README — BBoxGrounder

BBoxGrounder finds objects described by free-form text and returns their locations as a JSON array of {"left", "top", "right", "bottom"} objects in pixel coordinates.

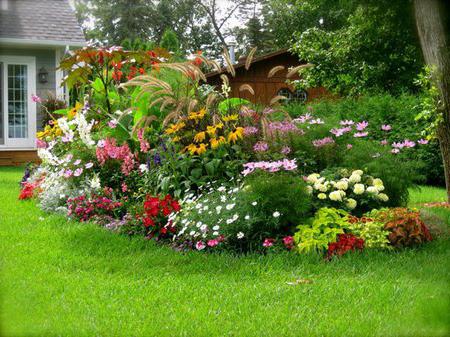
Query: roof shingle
[{"left": 0, "top": 0, "right": 85, "bottom": 45}]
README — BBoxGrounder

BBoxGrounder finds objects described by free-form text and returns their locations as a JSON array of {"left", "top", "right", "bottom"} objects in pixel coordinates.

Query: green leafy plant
[
  {"left": 347, "top": 215, "right": 390, "bottom": 249},
  {"left": 294, "top": 207, "right": 350, "bottom": 253}
]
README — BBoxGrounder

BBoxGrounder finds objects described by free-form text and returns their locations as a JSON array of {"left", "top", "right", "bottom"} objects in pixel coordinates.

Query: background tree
[
  {"left": 414, "top": 0, "right": 450, "bottom": 201},
  {"left": 290, "top": 0, "right": 423, "bottom": 96},
  {"left": 159, "top": 29, "right": 180, "bottom": 54}
]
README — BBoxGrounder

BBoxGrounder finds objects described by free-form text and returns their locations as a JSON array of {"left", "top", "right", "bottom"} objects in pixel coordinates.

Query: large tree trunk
[{"left": 414, "top": 0, "right": 450, "bottom": 201}]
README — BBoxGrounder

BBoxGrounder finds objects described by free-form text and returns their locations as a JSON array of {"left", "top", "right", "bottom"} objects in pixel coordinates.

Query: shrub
[
  {"left": 305, "top": 168, "right": 390, "bottom": 216},
  {"left": 347, "top": 215, "right": 390, "bottom": 249},
  {"left": 369, "top": 208, "right": 432, "bottom": 248},
  {"left": 173, "top": 172, "right": 312, "bottom": 252},
  {"left": 294, "top": 208, "right": 351, "bottom": 253}
]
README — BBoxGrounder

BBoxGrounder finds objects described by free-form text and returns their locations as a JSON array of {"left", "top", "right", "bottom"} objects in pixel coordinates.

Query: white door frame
[{"left": 0, "top": 55, "right": 36, "bottom": 149}]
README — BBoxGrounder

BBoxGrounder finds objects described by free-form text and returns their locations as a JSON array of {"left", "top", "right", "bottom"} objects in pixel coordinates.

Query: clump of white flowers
[{"left": 305, "top": 169, "right": 389, "bottom": 211}]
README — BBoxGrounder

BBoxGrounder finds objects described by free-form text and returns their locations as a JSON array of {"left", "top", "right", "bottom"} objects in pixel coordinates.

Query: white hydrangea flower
[
  {"left": 352, "top": 170, "right": 364, "bottom": 176},
  {"left": 349, "top": 174, "right": 361, "bottom": 183},
  {"left": 353, "top": 183, "right": 365, "bottom": 195},
  {"left": 306, "top": 185, "right": 313, "bottom": 195},
  {"left": 346, "top": 198, "right": 357, "bottom": 210},
  {"left": 335, "top": 180, "right": 348, "bottom": 190},
  {"left": 318, "top": 193, "right": 327, "bottom": 200},
  {"left": 306, "top": 173, "right": 320, "bottom": 183},
  {"left": 329, "top": 191, "right": 343, "bottom": 201},
  {"left": 367, "top": 186, "right": 379, "bottom": 194},
  {"left": 378, "top": 193, "right": 389, "bottom": 202}
]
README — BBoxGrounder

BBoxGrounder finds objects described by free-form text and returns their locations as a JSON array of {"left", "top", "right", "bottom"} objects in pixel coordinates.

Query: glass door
[{"left": 0, "top": 56, "right": 36, "bottom": 148}]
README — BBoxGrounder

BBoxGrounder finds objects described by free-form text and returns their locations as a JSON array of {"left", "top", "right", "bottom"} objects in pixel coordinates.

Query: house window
[{"left": 277, "top": 88, "right": 308, "bottom": 104}]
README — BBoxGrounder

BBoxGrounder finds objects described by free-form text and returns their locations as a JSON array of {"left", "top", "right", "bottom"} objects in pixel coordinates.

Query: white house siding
[{"left": 0, "top": 46, "right": 61, "bottom": 131}]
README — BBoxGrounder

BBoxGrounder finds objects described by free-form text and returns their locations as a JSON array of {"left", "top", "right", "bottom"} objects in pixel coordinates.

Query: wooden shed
[{"left": 205, "top": 48, "right": 328, "bottom": 105}]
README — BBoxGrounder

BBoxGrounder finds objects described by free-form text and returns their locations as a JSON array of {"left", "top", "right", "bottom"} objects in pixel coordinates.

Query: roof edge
[{"left": 0, "top": 37, "right": 86, "bottom": 48}]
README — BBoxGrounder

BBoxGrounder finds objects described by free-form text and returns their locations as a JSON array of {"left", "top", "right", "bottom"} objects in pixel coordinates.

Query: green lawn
[{"left": 1, "top": 167, "right": 449, "bottom": 337}]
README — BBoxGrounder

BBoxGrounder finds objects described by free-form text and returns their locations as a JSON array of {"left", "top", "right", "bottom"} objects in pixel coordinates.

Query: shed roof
[
  {"left": 0, "top": 0, "right": 85, "bottom": 47},
  {"left": 206, "top": 48, "right": 294, "bottom": 78}
]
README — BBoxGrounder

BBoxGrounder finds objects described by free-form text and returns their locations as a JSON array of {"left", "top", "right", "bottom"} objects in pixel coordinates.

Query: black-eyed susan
[
  {"left": 165, "top": 121, "right": 185, "bottom": 135},
  {"left": 210, "top": 136, "right": 226, "bottom": 149},
  {"left": 227, "top": 127, "right": 244, "bottom": 143},
  {"left": 193, "top": 131, "right": 206, "bottom": 143},
  {"left": 188, "top": 108, "right": 206, "bottom": 121},
  {"left": 222, "top": 114, "right": 238, "bottom": 122}
]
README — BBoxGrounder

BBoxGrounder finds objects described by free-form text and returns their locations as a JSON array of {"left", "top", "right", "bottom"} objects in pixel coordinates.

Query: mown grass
[{"left": 1, "top": 167, "right": 449, "bottom": 337}]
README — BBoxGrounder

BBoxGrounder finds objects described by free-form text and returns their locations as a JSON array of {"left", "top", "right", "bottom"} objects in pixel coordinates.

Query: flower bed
[{"left": 20, "top": 47, "right": 434, "bottom": 259}]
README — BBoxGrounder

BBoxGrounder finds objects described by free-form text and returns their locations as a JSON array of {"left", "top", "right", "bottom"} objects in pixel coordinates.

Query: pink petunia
[
  {"left": 263, "top": 238, "right": 275, "bottom": 247},
  {"left": 207, "top": 239, "right": 219, "bottom": 247},
  {"left": 195, "top": 241, "right": 206, "bottom": 250}
]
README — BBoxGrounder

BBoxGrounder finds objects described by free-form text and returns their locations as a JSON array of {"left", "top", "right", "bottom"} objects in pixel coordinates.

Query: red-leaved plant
[
  {"left": 327, "top": 234, "right": 364, "bottom": 260},
  {"left": 372, "top": 208, "right": 432, "bottom": 248},
  {"left": 67, "top": 195, "right": 122, "bottom": 221},
  {"left": 141, "top": 194, "right": 181, "bottom": 239}
]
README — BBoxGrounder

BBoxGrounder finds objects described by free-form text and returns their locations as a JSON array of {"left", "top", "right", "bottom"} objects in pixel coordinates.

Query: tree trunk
[{"left": 414, "top": 0, "right": 450, "bottom": 201}]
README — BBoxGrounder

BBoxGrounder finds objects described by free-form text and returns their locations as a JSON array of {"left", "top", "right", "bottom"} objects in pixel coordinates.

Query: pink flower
[
  {"left": 253, "top": 141, "right": 269, "bottom": 152},
  {"left": 281, "top": 146, "right": 291, "bottom": 155},
  {"left": 356, "top": 121, "right": 369, "bottom": 131},
  {"left": 391, "top": 148, "right": 400, "bottom": 154},
  {"left": 121, "top": 182, "right": 128, "bottom": 192},
  {"left": 418, "top": 138, "right": 429, "bottom": 145},
  {"left": 207, "top": 239, "right": 219, "bottom": 247},
  {"left": 108, "top": 119, "right": 118, "bottom": 128},
  {"left": 73, "top": 168, "right": 83, "bottom": 177},
  {"left": 380, "top": 139, "right": 388, "bottom": 145},
  {"left": 340, "top": 120, "right": 354, "bottom": 126},
  {"left": 74, "top": 159, "right": 81, "bottom": 165},
  {"left": 402, "top": 139, "right": 416, "bottom": 148},
  {"left": 31, "top": 94, "right": 42, "bottom": 103},
  {"left": 346, "top": 144, "right": 353, "bottom": 149},
  {"left": 392, "top": 142, "right": 404, "bottom": 149},
  {"left": 263, "top": 238, "right": 275, "bottom": 247},
  {"left": 381, "top": 124, "right": 392, "bottom": 131},
  {"left": 85, "top": 162, "right": 94, "bottom": 169},
  {"left": 63, "top": 169, "right": 73, "bottom": 178},
  {"left": 62, "top": 133, "right": 74, "bottom": 142},
  {"left": 353, "top": 132, "right": 368, "bottom": 138},
  {"left": 137, "top": 128, "right": 150, "bottom": 153},
  {"left": 312, "top": 137, "right": 335, "bottom": 147},
  {"left": 196, "top": 241, "right": 206, "bottom": 250},
  {"left": 282, "top": 236, "right": 294, "bottom": 249},
  {"left": 36, "top": 139, "right": 47, "bottom": 148},
  {"left": 309, "top": 118, "right": 324, "bottom": 125},
  {"left": 330, "top": 126, "right": 352, "bottom": 137}
]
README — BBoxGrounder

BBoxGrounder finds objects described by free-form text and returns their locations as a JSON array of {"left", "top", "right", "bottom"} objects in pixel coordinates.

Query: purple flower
[
  {"left": 262, "top": 107, "right": 275, "bottom": 115},
  {"left": 356, "top": 121, "right": 369, "bottom": 131},
  {"left": 380, "top": 139, "right": 388, "bottom": 146},
  {"left": 85, "top": 162, "right": 94, "bottom": 169},
  {"left": 381, "top": 124, "right": 392, "bottom": 131},
  {"left": 354, "top": 132, "right": 368, "bottom": 138},
  {"left": 74, "top": 159, "right": 81, "bottom": 166},
  {"left": 31, "top": 94, "right": 42, "bottom": 103},
  {"left": 392, "top": 142, "right": 405, "bottom": 149},
  {"left": 281, "top": 146, "right": 291, "bottom": 155},
  {"left": 62, "top": 133, "right": 74, "bottom": 143},
  {"left": 330, "top": 126, "right": 352, "bottom": 137},
  {"left": 418, "top": 138, "right": 429, "bottom": 145},
  {"left": 402, "top": 139, "right": 416, "bottom": 148},
  {"left": 73, "top": 168, "right": 83, "bottom": 177},
  {"left": 97, "top": 139, "right": 106, "bottom": 148},
  {"left": 312, "top": 137, "right": 335, "bottom": 147},
  {"left": 243, "top": 126, "right": 259, "bottom": 136},
  {"left": 347, "top": 144, "right": 353, "bottom": 149},
  {"left": 292, "top": 113, "right": 313, "bottom": 124},
  {"left": 268, "top": 121, "right": 300, "bottom": 133},
  {"left": 253, "top": 141, "right": 269, "bottom": 152}
]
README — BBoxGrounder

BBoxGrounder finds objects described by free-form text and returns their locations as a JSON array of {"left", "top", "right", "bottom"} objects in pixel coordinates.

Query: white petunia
[
  {"left": 273, "top": 211, "right": 280, "bottom": 218},
  {"left": 226, "top": 203, "right": 235, "bottom": 210},
  {"left": 251, "top": 201, "right": 258, "bottom": 206},
  {"left": 245, "top": 215, "right": 250, "bottom": 220},
  {"left": 213, "top": 225, "right": 220, "bottom": 230},
  {"left": 237, "top": 232, "right": 245, "bottom": 239}
]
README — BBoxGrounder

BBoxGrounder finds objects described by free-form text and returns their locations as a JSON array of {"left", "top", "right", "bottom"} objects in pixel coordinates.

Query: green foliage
[
  {"left": 291, "top": 1, "right": 422, "bottom": 96},
  {"left": 286, "top": 95, "right": 444, "bottom": 186},
  {"left": 347, "top": 216, "right": 390, "bottom": 249},
  {"left": 218, "top": 98, "right": 252, "bottom": 115},
  {"left": 159, "top": 29, "right": 180, "bottom": 54},
  {"left": 294, "top": 207, "right": 350, "bottom": 253},
  {"left": 241, "top": 171, "right": 312, "bottom": 228}
]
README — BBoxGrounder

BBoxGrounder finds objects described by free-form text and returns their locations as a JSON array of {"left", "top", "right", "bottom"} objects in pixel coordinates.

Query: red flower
[
  {"left": 143, "top": 217, "right": 155, "bottom": 227},
  {"left": 282, "top": 236, "right": 294, "bottom": 250},
  {"left": 327, "top": 234, "right": 364, "bottom": 260}
]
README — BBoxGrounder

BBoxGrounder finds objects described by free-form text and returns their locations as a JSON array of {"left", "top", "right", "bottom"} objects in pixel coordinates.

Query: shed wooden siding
[
  {"left": 0, "top": 47, "right": 57, "bottom": 131},
  {"left": 0, "top": 150, "right": 39, "bottom": 166},
  {"left": 206, "top": 51, "right": 328, "bottom": 105}
]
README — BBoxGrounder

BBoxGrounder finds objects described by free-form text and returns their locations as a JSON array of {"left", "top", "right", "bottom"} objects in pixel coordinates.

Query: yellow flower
[
  {"left": 206, "top": 125, "right": 217, "bottom": 137},
  {"left": 188, "top": 108, "right": 206, "bottom": 121},
  {"left": 194, "top": 131, "right": 206, "bottom": 143},
  {"left": 165, "top": 121, "right": 185, "bottom": 135},
  {"left": 197, "top": 143, "right": 207, "bottom": 155},
  {"left": 67, "top": 102, "right": 82, "bottom": 120},
  {"left": 222, "top": 114, "right": 238, "bottom": 122},
  {"left": 227, "top": 127, "right": 244, "bottom": 143},
  {"left": 210, "top": 136, "right": 226, "bottom": 149}
]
